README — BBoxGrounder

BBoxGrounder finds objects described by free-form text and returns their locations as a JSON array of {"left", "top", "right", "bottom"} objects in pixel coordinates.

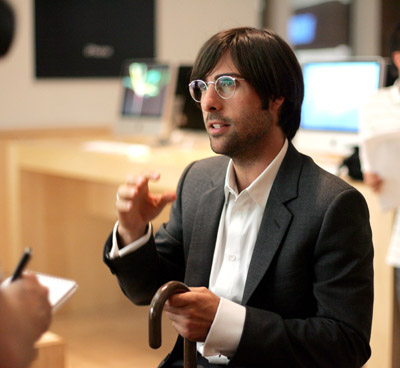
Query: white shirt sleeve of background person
[
  {"left": 109, "top": 221, "right": 152, "bottom": 259},
  {"left": 200, "top": 297, "right": 246, "bottom": 362}
]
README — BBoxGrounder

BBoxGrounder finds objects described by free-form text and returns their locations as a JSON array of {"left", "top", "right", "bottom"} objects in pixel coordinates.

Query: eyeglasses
[{"left": 188, "top": 75, "right": 244, "bottom": 103}]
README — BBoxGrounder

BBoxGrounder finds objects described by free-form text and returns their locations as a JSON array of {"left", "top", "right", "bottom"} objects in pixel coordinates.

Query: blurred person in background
[{"left": 359, "top": 21, "right": 400, "bottom": 314}]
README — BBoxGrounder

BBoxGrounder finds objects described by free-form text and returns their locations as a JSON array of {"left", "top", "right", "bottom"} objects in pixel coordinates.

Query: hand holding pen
[
  {"left": 0, "top": 247, "right": 52, "bottom": 366},
  {"left": 10, "top": 247, "right": 32, "bottom": 282}
]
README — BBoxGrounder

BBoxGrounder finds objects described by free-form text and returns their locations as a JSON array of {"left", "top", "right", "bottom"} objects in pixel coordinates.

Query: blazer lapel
[
  {"left": 242, "top": 196, "right": 292, "bottom": 304},
  {"left": 184, "top": 177, "right": 226, "bottom": 287},
  {"left": 242, "top": 143, "right": 303, "bottom": 305}
]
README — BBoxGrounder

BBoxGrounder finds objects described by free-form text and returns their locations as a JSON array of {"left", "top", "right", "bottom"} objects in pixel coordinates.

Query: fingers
[
  {"left": 22, "top": 272, "right": 40, "bottom": 283},
  {"left": 116, "top": 184, "right": 136, "bottom": 212},
  {"left": 125, "top": 172, "right": 160, "bottom": 185},
  {"left": 157, "top": 191, "right": 177, "bottom": 208},
  {"left": 363, "top": 172, "right": 384, "bottom": 193},
  {"left": 18, "top": 274, "right": 50, "bottom": 303},
  {"left": 164, "top": 287, "right": 215, "bottom": 312},
  {"left": 123, "top": 172, "right": 161, "bottom": 191},
  {"left": 164, "top": 293, "right": 190, "bottom": 312},
  {"left": 24, "top": 273, "right": 50, "bottom": 298},
  {"left": 116, "top": 172, "right": 161, "bottom": 211},
  {"left": 164, "top": 287, "right": 220, "bottom": 342},
  {"left": 116, "top": 172, "right": 176, "bottom": 214}
]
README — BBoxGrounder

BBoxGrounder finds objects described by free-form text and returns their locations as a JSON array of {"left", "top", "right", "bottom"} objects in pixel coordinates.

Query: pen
[{"left": 11, "top": 248, "right": 32, "bottom": 282}]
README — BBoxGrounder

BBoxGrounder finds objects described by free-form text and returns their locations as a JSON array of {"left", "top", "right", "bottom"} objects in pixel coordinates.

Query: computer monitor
[
  {"left": 293, "top": 58, "right": 386, "bottom": 156},
  {"left": 114, "top": 59, "right": 177, "bottom": 140}
]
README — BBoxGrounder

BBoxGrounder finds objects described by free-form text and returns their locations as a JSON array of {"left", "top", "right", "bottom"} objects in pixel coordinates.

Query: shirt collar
[{"left": 224, "top": 139, "right": 289, "bottom": 208}]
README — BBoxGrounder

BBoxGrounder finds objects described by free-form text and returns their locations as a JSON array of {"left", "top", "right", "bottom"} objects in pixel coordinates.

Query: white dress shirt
[{"left": 110, "top": 139, "right": 288, "bottom": 364}]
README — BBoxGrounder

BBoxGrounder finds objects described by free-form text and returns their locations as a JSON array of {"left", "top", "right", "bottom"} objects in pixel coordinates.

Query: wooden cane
[{"left": 149, "top": 281, "right": 197, "bottom": 368}]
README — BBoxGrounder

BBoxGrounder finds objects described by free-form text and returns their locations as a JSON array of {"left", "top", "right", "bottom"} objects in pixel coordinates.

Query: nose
[{"left": 201, "top": 83, "right": 223, "bottom": 113}]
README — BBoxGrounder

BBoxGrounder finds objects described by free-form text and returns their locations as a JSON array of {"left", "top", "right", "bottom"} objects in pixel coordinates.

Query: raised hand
[{"left": 115, "top": 172, "right": 176, "bottom": 246}]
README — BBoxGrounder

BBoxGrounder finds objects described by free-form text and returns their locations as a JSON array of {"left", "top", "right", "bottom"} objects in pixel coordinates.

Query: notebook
[{"left": 34, "top": 272, "right": 78, "bottom": 312}]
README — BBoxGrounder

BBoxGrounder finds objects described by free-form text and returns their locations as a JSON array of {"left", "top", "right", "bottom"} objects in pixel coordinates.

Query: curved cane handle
[
  {"left": 149, "top": 280, "right": 190, "bottom": 348},
  {"left": 149, "top": 281, "right": 197, "bottom": 368}
]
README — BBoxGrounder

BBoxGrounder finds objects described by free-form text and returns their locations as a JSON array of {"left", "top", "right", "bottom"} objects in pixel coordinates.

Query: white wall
[{"left": 0, "top": 0, "right": 262, "bottom": 130}]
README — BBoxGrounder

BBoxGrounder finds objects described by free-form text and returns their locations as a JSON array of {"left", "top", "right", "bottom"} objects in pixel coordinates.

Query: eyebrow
[{"left": 207, "top": 72, "right": 243, "bottom": 81}]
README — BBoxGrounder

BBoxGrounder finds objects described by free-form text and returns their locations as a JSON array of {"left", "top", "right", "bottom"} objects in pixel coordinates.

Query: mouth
[
  {"left": 207, "top": 122, "right": 230, "bottom": 135},
  {"left": 206, "top": 114, "right": 231, "bottom": 134},
  {"left": 209, "top": 123, "right": 228, "bottom": 129}
]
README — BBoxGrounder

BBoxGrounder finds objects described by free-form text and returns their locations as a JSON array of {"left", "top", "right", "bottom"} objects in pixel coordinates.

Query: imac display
[
  {"left": 293, "top": 58, "right": 385, "bottom": 156},
  {"left": 115, "top": 60, "right": 176, "bottom": 139}
]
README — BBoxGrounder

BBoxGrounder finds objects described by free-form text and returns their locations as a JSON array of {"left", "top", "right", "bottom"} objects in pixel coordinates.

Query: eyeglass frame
[{"left": 188, "top": 75, "right": 245, "bottom": 103}]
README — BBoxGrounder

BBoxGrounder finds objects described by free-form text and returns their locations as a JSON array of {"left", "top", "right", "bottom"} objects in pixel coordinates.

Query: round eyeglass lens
[
  {"left": 216, "top": 76, "right": 236, "bottom": 99},
  {"left": 189, "top": 80, "right": 206, "bottom": 102}
]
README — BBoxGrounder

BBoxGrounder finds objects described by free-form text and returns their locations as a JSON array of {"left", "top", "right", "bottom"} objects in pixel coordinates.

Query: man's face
[{"left": 200, "top": 53, "right": 281, "bottom": 161}]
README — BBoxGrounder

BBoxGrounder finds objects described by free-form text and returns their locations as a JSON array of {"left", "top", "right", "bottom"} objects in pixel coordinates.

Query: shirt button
[{"left": 228, "top": 254, "right": 236, "bottom": 262}]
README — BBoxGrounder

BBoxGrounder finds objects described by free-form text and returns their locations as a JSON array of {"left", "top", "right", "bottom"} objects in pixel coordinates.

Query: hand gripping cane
[{"left": 149, "top": 281, "right": 197, "bottom": 368}]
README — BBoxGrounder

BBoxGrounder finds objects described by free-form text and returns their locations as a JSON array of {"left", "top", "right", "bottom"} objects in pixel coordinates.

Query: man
[
  {"left": 0, "top": 2, "right": 52, "bottom": 367},
  {"left": 104, "top": 27, "right": 374, "bottom": 367},
  {"left": 359, "top": 21, "right": 400, "bottom": 312}
]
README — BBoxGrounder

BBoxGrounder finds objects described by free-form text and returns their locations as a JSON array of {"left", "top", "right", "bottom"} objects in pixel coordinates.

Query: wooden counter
[{"left": 3, "top": 136, "right": 213, "bottom": 313}]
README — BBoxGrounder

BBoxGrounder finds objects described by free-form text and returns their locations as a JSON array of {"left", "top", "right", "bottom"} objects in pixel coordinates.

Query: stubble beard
[{"left": 209, "top": 109, "right": 274, "bottom": 165}]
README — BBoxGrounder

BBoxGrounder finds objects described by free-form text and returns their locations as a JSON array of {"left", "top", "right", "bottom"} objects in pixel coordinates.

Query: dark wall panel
[{"left": 34, "top": 0, "right": 154, "bottom": 78}]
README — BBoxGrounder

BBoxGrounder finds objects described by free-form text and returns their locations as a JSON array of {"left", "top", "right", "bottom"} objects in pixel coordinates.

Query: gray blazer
[{"left": 104, "top": 142, "right": 374, "bottom": 368}]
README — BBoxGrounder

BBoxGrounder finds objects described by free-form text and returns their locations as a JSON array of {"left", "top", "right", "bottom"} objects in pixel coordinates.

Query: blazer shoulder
[
  {"left": 303, "top": 155, "right": 356, "bottom": 191},
  {"left": 188, "top": 155, "right": 229, "bottom": 174},
  {"left": 276, "top": 144, "right": 356, "bottom": 205},
  {"left": 298, "top": 153, "right": 367, "bottom": 210},
  {"left": 180, "top": 155, "right": 229, "bottom": 186}
]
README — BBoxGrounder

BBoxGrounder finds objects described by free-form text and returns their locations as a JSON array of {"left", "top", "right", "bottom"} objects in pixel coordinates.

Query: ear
[
  {"left": 269, "top": 97, "right": 285, "bottom": 113},
  {"left": 392, "top": 51, "right": 400, "bottom": 72}
]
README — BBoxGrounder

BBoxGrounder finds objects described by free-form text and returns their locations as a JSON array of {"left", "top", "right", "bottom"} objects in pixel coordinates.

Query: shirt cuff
[
  {"left": 109, "top": 221, "right": 152, "bottom": 259},
  {"left": 202, "top": 297, "right": 246, "bottom": 359}
]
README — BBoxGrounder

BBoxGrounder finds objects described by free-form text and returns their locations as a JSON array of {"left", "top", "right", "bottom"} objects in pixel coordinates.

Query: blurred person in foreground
[
  {"left": 0, "top": 274, "right": 52, "bottom": 368},
  {"left": 0, "top": 1, "right": 52, "bottom": 367}
]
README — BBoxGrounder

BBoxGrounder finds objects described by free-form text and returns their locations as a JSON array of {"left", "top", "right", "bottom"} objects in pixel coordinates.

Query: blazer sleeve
[{"left": 102, "top": 162, "right": 196, "bottom": 305}]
